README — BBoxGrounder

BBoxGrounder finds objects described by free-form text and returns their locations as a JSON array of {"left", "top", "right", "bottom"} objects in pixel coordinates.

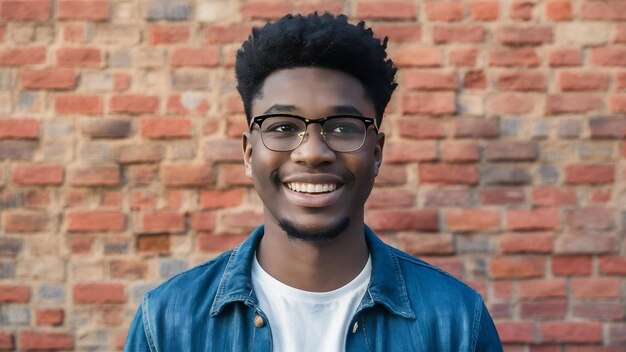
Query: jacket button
[
  {"left": 254, "top": 315, "right": 265, "bottom": 328},
  {"left": 352, "top": 321, "right": 358, "bottom": 333}
]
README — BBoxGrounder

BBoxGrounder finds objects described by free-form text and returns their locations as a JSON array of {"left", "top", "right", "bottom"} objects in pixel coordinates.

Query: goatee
[{"left": 278, "top": 217, "right": 350, "bottom": 242}]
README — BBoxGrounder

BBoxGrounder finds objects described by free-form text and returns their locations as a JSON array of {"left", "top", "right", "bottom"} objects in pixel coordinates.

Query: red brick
[
  {"left": 507, "top": 209, "right": 560, "bottom": 231},
  {"left": 12, "top": 164, "right": 63, "bottom": 185},
  {"left": 1, "top": 0, "right": 50, "bottom": 20},
  {"left": 190, "top": 211, "right": 215, "bottom": 231},
  {"left": 419, "top": 164, "right": 478, "bottom": 185},
  {"left": 549, "top": 48, "right": 581, "bottom": 67},
  {"left": 616, "top": 24, "right": 626, "bottom": 44},
  {"left": 63, "top": 23, "right": 87, "bottom": 42},
  {"left": 559, "top": 71, "right": 610, "bottom": 91},
  {"left": 521, "top": 301, "right": 567, "bottom": 319},
  {"left": 3, "top": 211, "right": 48, "bottom": 233},
  {"left": 19, "top": 332, "right": 73, "bottom": 351},
  {"left": 161, "top": 165, "right": 213, "bottom": 187},
  {"left": 497, "top": 71, "right": 545, "bottom": 91},
  {"left": 566, "top": 207, "right": 614, "bottom": 231},
  {"left": 198, "top": 234, "right": 247, "bottom": 252},
  {"left": 546, "top": 0, "right": 572, "bottom": 20},
  {"left": 36, "top": 309, "right": 64, "bottom": 326},
  {"left": 450, "top": 48, "right": 478, "bottom": 67},
  {"left": 500, "top": 233, "right": 554, "bottom": 254},
  {"left": 452, "top": 118, "right": 499, "bottom": 138},
  {"left": 488, "top": 93, "right": 534, "bottom": 114},
  {"left": 114, "top": 73, "right": 131, "bottom": 91},
  {"left": 0, "top": 332, "right": 13, "bottom": 350},
  {"left": 0, "top": 285, "right": 30, "bottom": 303},
  {"left": 137, "top": 234, "right": 170, "bottom": 253},
  {"left": 555, "top": 235, "right": 616, "bottom": 255},
  {"left": 490, "top": 256, "right": 545, "bottom": 279},
  {"left": 137, "top": 212, "right": 185, "bottom": 234},
  {"left": 591, "top": 47, "right": 626, "bottom": 67},
  {"left": 240, "top": 1, "right": 293, "bottom": 20},
  {"left": 200, "top": 189, "right": 244, "bottom": 209},
  {"left": 371, "top": 24, "right": 421, "bottom": 42},
  {"left": 471, "top": 1, "right": 499, "bottom": 20},
  {"left": 297, "top": 2, "right": 342, "bottom": 15},
  {"left": 590, "top": 189, "right": 611, "bottom": 204},
  {"left": 171, "top": 47, "right": 219, "bottom": 67},
  {"left": 356, "top": 1, "right": 417, "bottom": 20},
  {"left": 552, "top": 256, "right": 592, "bottom": 276},
  {"left": 496, "top": 322, "right": 534, "bottom": 344},
  {"left": 402, "top": 92, "right": 455, "bottom": 115},
  {"left": 495, "top": 26, "right": 553, "bottom": 46},
  {"left": 541, "top": 322, "right": 602, "bottom": 343},
  {"left": 489, "top": 48, "right": 540, "bottom": 67},
  {"left": 398, "top": 234, "right": 454, "bottom": 256},
  {"left": 25, "top": 189, "right": 50, "bottom": 208},
  {"left": 546, "top": 94, "right": 602, "bottom": 114},
  {"left": 393, "top": 46, "right": 443, "bottom": 67},
  {"left": 204, "top": 139, "right": 245, "bottom": 162},
  {"left": 367, "top": 210, "right": 438, "bottom": 232},
  {"left": 573, "top": 302, "right": 625, "bottom": 320},
  {"left": 404, "top": 70, "right": 456, "bottom": 91},
  {"left": 0, "top": 25, "right": 4, "bottom": 42},
  {"left": 440, "top": 140, "right": 479, "bottom": 162},
  {"left": 0, "top": 47, "right": 46, "bottom": 66},
  {"left": 572, "top": 278, "right": 622, "bottom": 298},
  {"left": 167, "top": 95, "right": 210, "bottom": 115},
  {"left": 57, "top": 0, "right": 109, "bottom": 20},
  {"left": 74, "top": 283, "right": 125, "bottom": 304},
  {"left": 480, "top": 188, "right": 525, "bottom": 205},
  {"left": 433, "top": 25, "right": 485, "bottom": 44},
  {"left": 424, "top": 1, "right": 463, "bottom": 21},
  {"left": 110, "top": 95, "right": 159, "bottom": 114},
  {"left": 581, "top": 0, "right": 626, "bottom": 20},
  {"left": 366, "top": 189, "right": 415, "bottom": 209},
  {"left": 384, "top": 141, "right": 437, "bottom": 163},
  {"left": 204, "top": 24, "right": 255, "bottom": 44},
  {"left": 67, "top": 211, "right": 125, "bottom": 232},
  {"left": 461, "top": 70, "right": 485, "bottom": 89},
  {"left": 532, "top": 188, "right": 576, "bottom": 206},
  {"left": 149, "top": 25, "right": 190, "bottom": 45},
  {"left": 141, "top": 118, "right": 191, "bottom": 139},
  {"left": 485, "top": 141, "right": 538, "bottom": 161},
  {"left": 109, "top": 260, "right": 147, "bottom": 280},
  {"left": 20, "top": 68, "right": 76, "bottom": 90},
  {"left": 218, "top": 164, "right": 253, "bottom": 186},
  {"left": 55, "top": 94, "right": 102, "bottom": 115},
  {"left": 57, "top": 47, "right": 101, "bottom": 67},
  {"left": 565, "top": 164, "right": 615, "bottom": 184},
  {"left": 69, "top": 165, "right": 120, "bottom": 186},
  {"left": 610, "top": 94, "right": 626, "bottom": 113},
  {"left": 0, "top": 119, "right": 38, "bottom": 139},
  {"left": 519, "top": 279, "right": 566, "bottom": 299},
  {"left": 599, "top": 256, "right": 626, "bottom": 275},
  {"left": 396, "top": 118, "right": 445, "bottom": 139},
  {"left": 445, "top": 209, "right": 500, "bottom": 232},
  {"left": 511, "top": 0, "right": 534, "bottom": 20},
  {"left": 220, "top": 210, "right": 264, "bottom": 232}
]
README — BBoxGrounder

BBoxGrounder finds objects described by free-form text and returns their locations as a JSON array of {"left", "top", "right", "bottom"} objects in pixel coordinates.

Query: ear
[
  {"left": 374, "top": 132, "right": 385, "bottom": 177},
  {"left": 242, "top": 131, "right": 253, "bottom": 178}
]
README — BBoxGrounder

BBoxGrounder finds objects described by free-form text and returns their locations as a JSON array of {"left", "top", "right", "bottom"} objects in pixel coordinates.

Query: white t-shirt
[{"left": 251, "top": 254, "right": 372, "bottom": 352}]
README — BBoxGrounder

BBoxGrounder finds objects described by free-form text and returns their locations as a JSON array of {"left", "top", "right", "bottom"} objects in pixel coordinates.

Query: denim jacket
[{"left": 125, "top": 226, "right": 502, "bottom": 351}]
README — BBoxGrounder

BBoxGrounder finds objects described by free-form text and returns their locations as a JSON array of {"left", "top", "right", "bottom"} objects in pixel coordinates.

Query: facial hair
[{"left": 278, "top": 217, "right": 350, "bottom": 242}]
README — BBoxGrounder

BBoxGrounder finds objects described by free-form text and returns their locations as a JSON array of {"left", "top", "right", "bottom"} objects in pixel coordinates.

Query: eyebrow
[{"left": 262, "top": 104, "right": 365, "bottom": 116}]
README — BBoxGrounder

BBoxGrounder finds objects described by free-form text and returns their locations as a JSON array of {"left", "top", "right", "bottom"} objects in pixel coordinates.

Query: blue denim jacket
[{"left": 125, "top": 226, "right": 502, "bottom": 351}]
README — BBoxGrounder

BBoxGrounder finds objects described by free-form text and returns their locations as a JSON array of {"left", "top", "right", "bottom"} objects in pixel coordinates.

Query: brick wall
[{"left": 0, "top": 0, "right": 625, "bottom": 350}]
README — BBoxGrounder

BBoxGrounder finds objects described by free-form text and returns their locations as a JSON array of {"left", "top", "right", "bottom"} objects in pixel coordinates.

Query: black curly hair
[{"left": 235, "top": 12, "right": 397, "bottom": 126}]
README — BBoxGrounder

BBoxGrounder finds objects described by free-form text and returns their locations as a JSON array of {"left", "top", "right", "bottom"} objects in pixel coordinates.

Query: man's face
[{"left": 243, "top": 67, "right": 384, "bottom": 241}]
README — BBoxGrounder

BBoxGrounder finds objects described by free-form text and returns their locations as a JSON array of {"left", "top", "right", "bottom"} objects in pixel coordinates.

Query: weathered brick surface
[{"left": 0, "top": 1, "right": 623, "bottom": 350}]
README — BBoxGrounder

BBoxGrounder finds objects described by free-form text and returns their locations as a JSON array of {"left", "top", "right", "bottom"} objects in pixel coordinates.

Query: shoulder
[{"left": 144, "top": 249, "right": 233, "bottom": 305}]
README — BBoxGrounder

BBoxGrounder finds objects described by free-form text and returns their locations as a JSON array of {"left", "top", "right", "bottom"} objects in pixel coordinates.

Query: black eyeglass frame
[{"left": 249, "top": 113, "right": 380, "bottom": 152}]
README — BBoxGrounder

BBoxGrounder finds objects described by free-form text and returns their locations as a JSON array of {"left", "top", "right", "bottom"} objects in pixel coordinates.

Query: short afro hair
[{"left": 235, "top": 13, "right": 397, "bottom": 126}]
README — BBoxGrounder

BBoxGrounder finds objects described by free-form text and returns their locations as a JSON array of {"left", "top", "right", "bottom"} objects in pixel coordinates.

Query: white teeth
[{"left": 286, "top": 182, "right": 338, "bottom": 194}]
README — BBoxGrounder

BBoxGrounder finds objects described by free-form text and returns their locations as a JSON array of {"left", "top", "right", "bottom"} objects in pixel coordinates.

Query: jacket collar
[{"left": 210, "top": 225, "right": 415, "bottom": 319}]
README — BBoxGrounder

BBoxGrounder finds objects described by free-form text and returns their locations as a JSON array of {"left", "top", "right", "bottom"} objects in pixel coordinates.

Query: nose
[{"left": 290, "top": 124, "right": 336, "bottom": 166}]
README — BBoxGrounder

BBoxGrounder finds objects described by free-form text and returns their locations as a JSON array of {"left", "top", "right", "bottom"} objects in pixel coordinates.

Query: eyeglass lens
[{"left": 259, "top": 116, "right": 367, "bottom": 152}]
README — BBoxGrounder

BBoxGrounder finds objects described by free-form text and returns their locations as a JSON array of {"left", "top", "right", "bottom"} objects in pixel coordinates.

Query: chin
[{"left": 278, "top": 217, "right": 350, "bottom": 242}]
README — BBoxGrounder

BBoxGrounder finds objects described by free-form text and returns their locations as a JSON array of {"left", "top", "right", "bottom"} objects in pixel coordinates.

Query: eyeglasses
[{"left": 250, "top": 113, "right": 378, "bottom": 153}]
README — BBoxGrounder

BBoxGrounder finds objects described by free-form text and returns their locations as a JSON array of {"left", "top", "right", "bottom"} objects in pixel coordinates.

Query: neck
[{"left": 256, "top": 219, "right": 369, "bottom": 292}]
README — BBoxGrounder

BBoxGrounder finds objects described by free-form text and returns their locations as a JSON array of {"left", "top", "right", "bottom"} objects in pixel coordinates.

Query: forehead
[{"left": 251, "top": 67, "right": 375, "bottom": 118}]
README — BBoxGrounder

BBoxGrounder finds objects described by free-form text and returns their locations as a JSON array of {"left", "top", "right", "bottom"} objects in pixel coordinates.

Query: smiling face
[{"left": 243, "top": 67, "right": 384, "bottom": 241}]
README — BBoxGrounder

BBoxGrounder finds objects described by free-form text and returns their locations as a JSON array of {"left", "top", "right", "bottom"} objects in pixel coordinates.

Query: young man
[{"left": 125, "top": 13, "right": 502, "bottom": 351}]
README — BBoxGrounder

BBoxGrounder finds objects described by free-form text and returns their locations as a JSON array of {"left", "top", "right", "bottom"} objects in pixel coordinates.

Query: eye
[
  {"left": 330, "top": 124, "right": 360, "bottom": 133},
  {"left": 266, "top": 123, "right": 299, "bottom": 132}
]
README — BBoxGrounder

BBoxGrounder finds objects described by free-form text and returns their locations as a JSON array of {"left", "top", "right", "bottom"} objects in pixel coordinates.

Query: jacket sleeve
[
  {"left": 473, "top": 299, "right": 503, "bottom": 352},
  {"left": 124, "top": 302, "right": 152, "bottom": 352}
]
